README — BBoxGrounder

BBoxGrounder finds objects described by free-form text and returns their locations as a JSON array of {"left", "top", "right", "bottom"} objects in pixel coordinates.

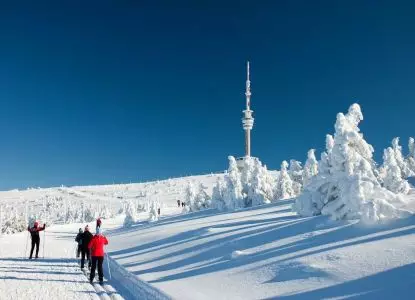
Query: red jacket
[{"left": 88, "top": 234, "right": 108, "bottom": 257}]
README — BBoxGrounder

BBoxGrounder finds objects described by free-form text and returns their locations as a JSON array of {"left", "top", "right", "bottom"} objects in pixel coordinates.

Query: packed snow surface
[
  {"left": 107, "top": 194, "right": 415, "bottom": 299},
  {"left": 1, "top": 174, "right": 415, "bottom": 299}
]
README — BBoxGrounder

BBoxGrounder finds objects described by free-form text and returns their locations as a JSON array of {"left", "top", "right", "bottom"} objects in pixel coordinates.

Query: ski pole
[{"left": 43, "top": 229, "right": 45, "bottom": 259}]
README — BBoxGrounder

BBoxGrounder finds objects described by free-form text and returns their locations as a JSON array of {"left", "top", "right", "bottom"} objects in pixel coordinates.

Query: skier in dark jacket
[
  {"left": 96, "top": 218, "right": 102, "bottom": 230},
  {"left": 75, "top": 228, "right": 83, "bottom": 258},
  {"left": 80, "top": 225, "right": 93, "bottom": 269},
  {"left": 27, "top": 221, "right": 46, "bottom": 259}
]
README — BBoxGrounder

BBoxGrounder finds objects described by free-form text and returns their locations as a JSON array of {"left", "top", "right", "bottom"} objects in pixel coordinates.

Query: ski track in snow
[{"left": 0, "top": 221, "right": 129, "bottom": 300}]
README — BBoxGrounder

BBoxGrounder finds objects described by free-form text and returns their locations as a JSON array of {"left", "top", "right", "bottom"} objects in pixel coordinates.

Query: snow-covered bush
[
  {"left": 276, "top": 161, "right": 295, "bottom": 199},
  {"left": 293, "top": 103, "right": 411, "bottom": 222},
  {"left": 123, "top": 200, "right": 138, "bottom": 227}
]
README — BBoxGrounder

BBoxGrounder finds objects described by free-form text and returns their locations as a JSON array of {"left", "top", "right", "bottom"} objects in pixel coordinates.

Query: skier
[
  {"left": 96, "top": 217, "right": 102, "bottom": 230},
  {"left": 177, "top": 200, "right": 180, "bottom": 207},
  {"left": 157, "top": 207, "right": 161, "bottom": 216},
  {"left": 88, "top": 227, "right": 108, "bottom": 284},
  {"left": 27, "top": 221, "right": 46, "bottom": 259},
  {"left": 75, "top": 228, "right": 83, "bottom": 258},
  {"left": 80, "top": 225, "right": 93, "bottom": 270}
]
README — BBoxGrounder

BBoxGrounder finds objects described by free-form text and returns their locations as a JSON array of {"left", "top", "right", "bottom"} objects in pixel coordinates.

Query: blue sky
[{"left": 0, "top": 1, "right": 414, "bottom": 189}]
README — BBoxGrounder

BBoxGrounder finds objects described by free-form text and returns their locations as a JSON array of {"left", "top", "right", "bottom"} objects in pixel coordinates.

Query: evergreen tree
[
  {"left": 303, "top": 149, "right": 319, "bottom": 185},
  {"left": 382, "top": 147, "right": 410, "bottom": 194},
  {"left": 276, "top": 161, "right": 295, "bottom": 199},
  {"left": 294, "top": 103, "right": 410, "bottom": 222},
  {"left": 289, "top": 160, "right": 303, "bottom": 196}
]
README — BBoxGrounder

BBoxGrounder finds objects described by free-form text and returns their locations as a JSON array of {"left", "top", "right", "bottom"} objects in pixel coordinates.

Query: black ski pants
[
  {"left": 81, "top": 248, "right": 91, "bottom": 269},
  {"left": 30, "top": 237, "right": 40, "bottom": 258},
  {"left": 90, "top": 256, "right": 104, "bottom": 282}
]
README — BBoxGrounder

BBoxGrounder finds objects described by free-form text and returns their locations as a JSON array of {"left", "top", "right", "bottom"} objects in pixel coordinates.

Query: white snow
[{"left": 1, "top": 173, "right": 415, "bottom": 299}]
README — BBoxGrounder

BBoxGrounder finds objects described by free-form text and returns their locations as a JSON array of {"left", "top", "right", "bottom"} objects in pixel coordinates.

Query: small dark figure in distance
[
  {"left": 181, "top": 201, "right": 185, "bottom": 207},
  {"left": 157, "top": 208, "right": 161, "bottom": 216},
  {"left": 75, "top": 228, "right": 83, "bottom": 258},
  {"left": 177, "top": 200, "right": 180, "bottom": 207},
  {"left": 96, "top": 217, "right": 102, "bottom": 230},
  {"left": 88, "top": 227, "right": 108, "bottom": 285},
  {"left": 80, "top": 225, "right": 93, "bottom": 270},
  {"left": 28, "top": 221, "right": 46, "bottom": 259}
]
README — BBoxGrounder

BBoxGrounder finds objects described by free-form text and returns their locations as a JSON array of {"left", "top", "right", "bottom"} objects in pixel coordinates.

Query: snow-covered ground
[
  {"left": 106, "top": 194, "right": 415, "bottom": 299},
  {"left": 1, "top": 173, "right": 415, "bottom": 299}
]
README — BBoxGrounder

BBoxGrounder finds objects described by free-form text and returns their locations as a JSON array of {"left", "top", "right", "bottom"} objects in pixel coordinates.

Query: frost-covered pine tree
[
  {"left": 391, "top": 137, "right": 412, "bottom": 178},
  {"left": 193, "top": 183, "right": 211, "bottom": 210},
  {"left": 148, "top": 199, "right": 159, "bottom": 221},
  {"left": 293, "top": 103, "right": 410, "bottom": 222},
  {"left": 123, "top": 200, "right": 138, "bottom": 227},
  {"left": 303, "top": 149, "right": 319, "bottom": 185},
  {"left": 289, "top": 160, "right": 303, "bottom": 196},
  {"left": 319, "top": 135, "right": 334, "bottom": 175},
  {"left": 211, "top": 177, "right": 227, "bottom": 210},
  {"left": 382, "top": 147, "right": 410, "bottom": 194},
  {"left": 184, "top": 181, "right": 197, "bottom": 212},
  {"left": 276, "top": 161, "right": 295, "bottom": 199},
  {"left": 2, "top": 208, "right": 26, "bottom": 234},
  {"left": 224, "top": 156, "right": 244, "bottom": 209},
  {"left": 406, "top": 137, "right": 415, "bottom": 174}
]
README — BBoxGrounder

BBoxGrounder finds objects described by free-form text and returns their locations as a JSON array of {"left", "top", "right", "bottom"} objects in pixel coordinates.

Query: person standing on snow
[
  {"left": 27, "top": 221, "right": 46, "bottom": 259},
  {"left": 80, "top": 225, "right": 93, "bottom": 269},
  {"left": 96, "top": 218, "right": 102, "bottom": 230},
  {"left": 88, "top": 227, "right": 108, "bottom": 284},
  {"left": 75, "top": 228, "right": 83, "bottom": 258}
]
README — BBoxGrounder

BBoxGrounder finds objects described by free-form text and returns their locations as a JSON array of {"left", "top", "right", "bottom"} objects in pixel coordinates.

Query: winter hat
[
  {"left": 96, "top": 227, "right": 101, "bottom": 235},
  {"left": 85, "top": 225, "right": 89, "bottom": 231},
  {"left": 79, "top": 228, "right": 83, "bottom": 233}
]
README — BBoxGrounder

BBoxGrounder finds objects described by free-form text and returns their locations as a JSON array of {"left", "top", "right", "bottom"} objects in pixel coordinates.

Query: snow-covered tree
[
  {"left": 382, "top": 147, "right": 410, "bottom": 194},
  {"left": 293, "top": 103, "right": 410, "bottom": 222},
  {"left": 123, "top": 200, "right": 138, "bottom": 227},
  {"left": 193, "top": 183, "right": 211, "bottom": 210},
  {"left": 391, "top": 137, "right": 412, "bottom": 178},
  {"left": 212, "top": 156, "right": 276, "bottom": 210},
  {"left": 289, "top": 160, "right": 303, "bottom": 195},
  {"left": 276, "top": 161, "right": 295, "bottom": 199},
  {"left": 406, "top": 137, "right": 415, "bottom": 174},
  {"left": 148, "top": 199, "right": 159, "bottom": 222},
  {"left": 184, "top": 181, "right": 197, "bottom": 212},
  {"left": 303, "top": 149, "right": 319, "bottom": 185},
  {"left": 1, "top": 208, "right": 26, "bottom": 234},
  {"left": 211, "top": 177, "right": 227, "bottom": 210}
]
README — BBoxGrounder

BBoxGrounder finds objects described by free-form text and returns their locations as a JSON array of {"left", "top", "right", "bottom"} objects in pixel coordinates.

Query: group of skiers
[
  {"left": 75, "top": 217, "right": 109, "bottom": 284},
  {"left": 27, "top": 217, "right": 109, "bottom": 285}
]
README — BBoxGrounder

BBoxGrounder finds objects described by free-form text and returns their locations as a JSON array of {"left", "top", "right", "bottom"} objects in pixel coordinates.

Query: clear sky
[{"left": 0, "top": 1, "right": 414, "bottom": 190}]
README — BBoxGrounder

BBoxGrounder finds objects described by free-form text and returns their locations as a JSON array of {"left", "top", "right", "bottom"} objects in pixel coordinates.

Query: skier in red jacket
[
  {"left": 27, "top": 221, "right": 46, "bottom": 259},
  {"left": 87, "top": 227, "right": 108, "bottom": 284}
]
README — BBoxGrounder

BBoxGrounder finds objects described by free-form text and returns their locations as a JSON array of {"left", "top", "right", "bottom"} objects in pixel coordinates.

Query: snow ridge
[{"left": 104, "top": 255, "right": 171, "bottom": 300}]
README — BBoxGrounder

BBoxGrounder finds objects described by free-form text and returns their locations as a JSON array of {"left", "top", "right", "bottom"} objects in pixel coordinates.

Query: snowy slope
[
  {"left": 107, "top": 195, "right": 415, "bottom": 299},
  {"left": 2, "top": 175, "right": 415, "bottom": 299},
  {"left": 0, "top": 173, "right": 223, "bottom": 229}
]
